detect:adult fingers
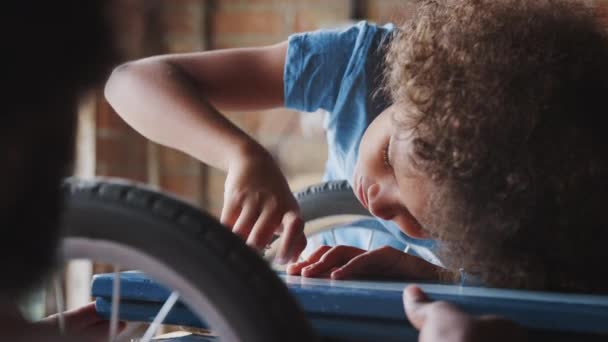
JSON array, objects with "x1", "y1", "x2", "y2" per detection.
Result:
[
  {"x1": 403, "y1": 285, "x2": 431, "y2": 330},
  {"x1": 41, "y1": 302, "x2": 101, "y2": 332}
]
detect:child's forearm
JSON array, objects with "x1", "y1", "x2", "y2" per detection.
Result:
[{"x1": 104, "y1": 59, "x2": 261, "y2": 171}]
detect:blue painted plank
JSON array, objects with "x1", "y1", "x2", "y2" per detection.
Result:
[
  {"x1": 282, "y1": 275, "x2": 608, "y2": 334},
  {"x1": 92, "y1": 271, "x2": 608, "y2": 336},
  {"x1": 92, "y1": 271, "x2": 173, "y2": 303}
]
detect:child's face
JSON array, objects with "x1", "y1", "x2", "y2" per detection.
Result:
[{"x1": 353, "y1": 105, "x2": 430, "y2": 239}]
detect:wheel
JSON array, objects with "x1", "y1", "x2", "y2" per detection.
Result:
[
  {"x1": 59, "y1": 177, "x2": 317, "y2": 342},
  {"x1": 267, "y1": 180, "x2": 406, "y2": 261},
  {"x1": 294, "y1": 180, "x2": 369, "y2": 221}
]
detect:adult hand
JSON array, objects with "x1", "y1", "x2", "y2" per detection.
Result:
[
  {"x1": 38, "y1": 302, "x2": 125, "y2": 342},
  {"x1": 403, "y1": 285, "x2": 526, "y2": 342}
]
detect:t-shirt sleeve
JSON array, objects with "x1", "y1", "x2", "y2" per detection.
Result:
[{"x1": 284, "y1": 23, "x2": 365, "y2": 113}]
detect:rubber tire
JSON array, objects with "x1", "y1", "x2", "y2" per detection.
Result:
[
  {"x1": 295, "y1": 180, "x2": 371, "y2": 222},
  {"x1": 60, "y1": 177, "x2": 316, "y2": 342}
]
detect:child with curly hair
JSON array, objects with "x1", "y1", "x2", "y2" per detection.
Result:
[{"x1": 105, "y1": 0, "x2": 608, "y2": 295}]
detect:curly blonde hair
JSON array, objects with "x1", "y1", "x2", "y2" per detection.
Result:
[{"x1": 385, "y1": 0, "x2": 608, "y2": 293}]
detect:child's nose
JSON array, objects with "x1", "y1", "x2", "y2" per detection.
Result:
[{"x1": 367, "y1": 183, "x2": 398, "y2": 220}]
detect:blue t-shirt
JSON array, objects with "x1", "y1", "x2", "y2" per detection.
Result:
[{"x1": 284, "y1": 21, "x2": 441, "y2": 266}]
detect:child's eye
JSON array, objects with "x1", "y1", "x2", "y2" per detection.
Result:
[{"x1": 383, "y1": 141, "x2": 392, "y2": 169}]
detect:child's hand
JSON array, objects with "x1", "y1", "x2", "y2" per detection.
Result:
[
  {"x1": 403, "y1": 286, "x2": 527, "y2": 342},
  {"x1": 286, "y1": 245, "x2": 441, "y2": 281},
  {"x1": 222, "y1": 148, "x2": 306, "y2": 264},
  {"x1": 38, "y1": 302, "x2": 125, "y2": 341}
]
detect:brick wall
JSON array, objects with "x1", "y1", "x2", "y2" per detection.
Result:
[{"x1": 95, "y1": 0, "x2": 608, "y2": 217}]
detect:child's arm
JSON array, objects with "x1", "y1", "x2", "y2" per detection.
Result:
[
  {"x1": 287, "y1": 245, "x2": 442, "y2": 281},
  {"x1": 105, "y1": 42, "x2": 306, "y2": 263},
  {"x1": 105, "y1": 43, "x2": 287, "y2": 168}
]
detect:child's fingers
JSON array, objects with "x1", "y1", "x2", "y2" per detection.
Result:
[
  {"x1": 288, "y1": 233, "x2": 307, "y2": 263},
  {"x1": 286, "y1": 245, "x2": 331, "y2": 275},
  {"x1": 330, "y1": 246, "x2": 401, "y2": 279},
  {"x1": 330, "y1": 251, "x2": 377, "y2": 279},
  {"x1": 231, "y1": 203, "x2": 259, "y2": 240},
  {"x1": 302, "y1": 246, "x2": 364, "y2": 278},
  {"x1": 277, "y1": 211, "x2": 304, "y2": 264},
  {"x1": 403, "y1": 285, "x2": 432, "y2": 330},
  {"x1": 246, "y1": 208, "x2": 280, "y2": 250}
]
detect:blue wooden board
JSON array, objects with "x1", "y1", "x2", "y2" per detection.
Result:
[
  {"x1": 92, "y1": 271, "x2": 608, "y2": 340},
  {"x1": 282, "y1": 275, "x2": 608, "y2": 333},
  {"x1": 92, "y1": 271, "x2": 173, "y2": 303}
]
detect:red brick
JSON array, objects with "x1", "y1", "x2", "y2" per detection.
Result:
[
  {"x1": 213, "y1": 0, "x2": 279, "y2": 11},
  {"x1": 157, "y1": 146, "x2": 202, "y2": 175},
  {"x1": 293, "y1": 0, "x2": 349, "y2": 6},
  {"x1": 162, "y1": 0, "x2": 205, "y2": 37},
  {"x1": 96, "y1": 99, "x2": 132, "y2": 132},
  {"x1": 163, "y1": 14, "x2": 197, "y2": 37},
  {"x1": 96, "y1": 129, "x2": 148, "y2": 181},
  {"x1": 159, "y1": 173, "x2": 204, "y2": 205},
  {"x1": 97, "y1": 135, "x2": 146, "y2": 162},
  {"x1": 110, "y1": 0, "x2": 146, "y2": 59},
  {"x1": 211, "y1": 10, "x2": 284, "y2": 35},
  {"x1": 294, "y1": 8, "x2": 351, "y2": 32},
  {"x1": 210, "y1": 34, "x2": 285, "y2": 49},
  {"x1": 365, "y1": 0, "x2": 415, "y2": 24},
  {"x1": 95, "y1": 162, "x2": 148, "y2": 183},
  {"x1": 164, "y1": 36, "x2": 205, "y2": 53}
]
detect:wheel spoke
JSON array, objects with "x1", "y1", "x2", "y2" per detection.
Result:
[
  {"x1": 116, "y1": 322, "x2": 145, "y2": 341},
  {"x1": 140, "y1": 291, "x2": 180, "y2": 342},
  {"x1": 53, "y1": 276, "x2": 66, "y2": 334},
  {"x1": 109, "y1": 264, "x2": 121, "y2": 342}
]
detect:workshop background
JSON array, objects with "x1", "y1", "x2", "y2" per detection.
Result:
[
  {"x1": 63, "y1": 0, "x2": 608, "y2": 310},
  {"x1": 86, "y1": 0, "x2": 416, "y2": 219},
  {"x1": 86, "y1": 0, "x2": 608, "y2": 216}
]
